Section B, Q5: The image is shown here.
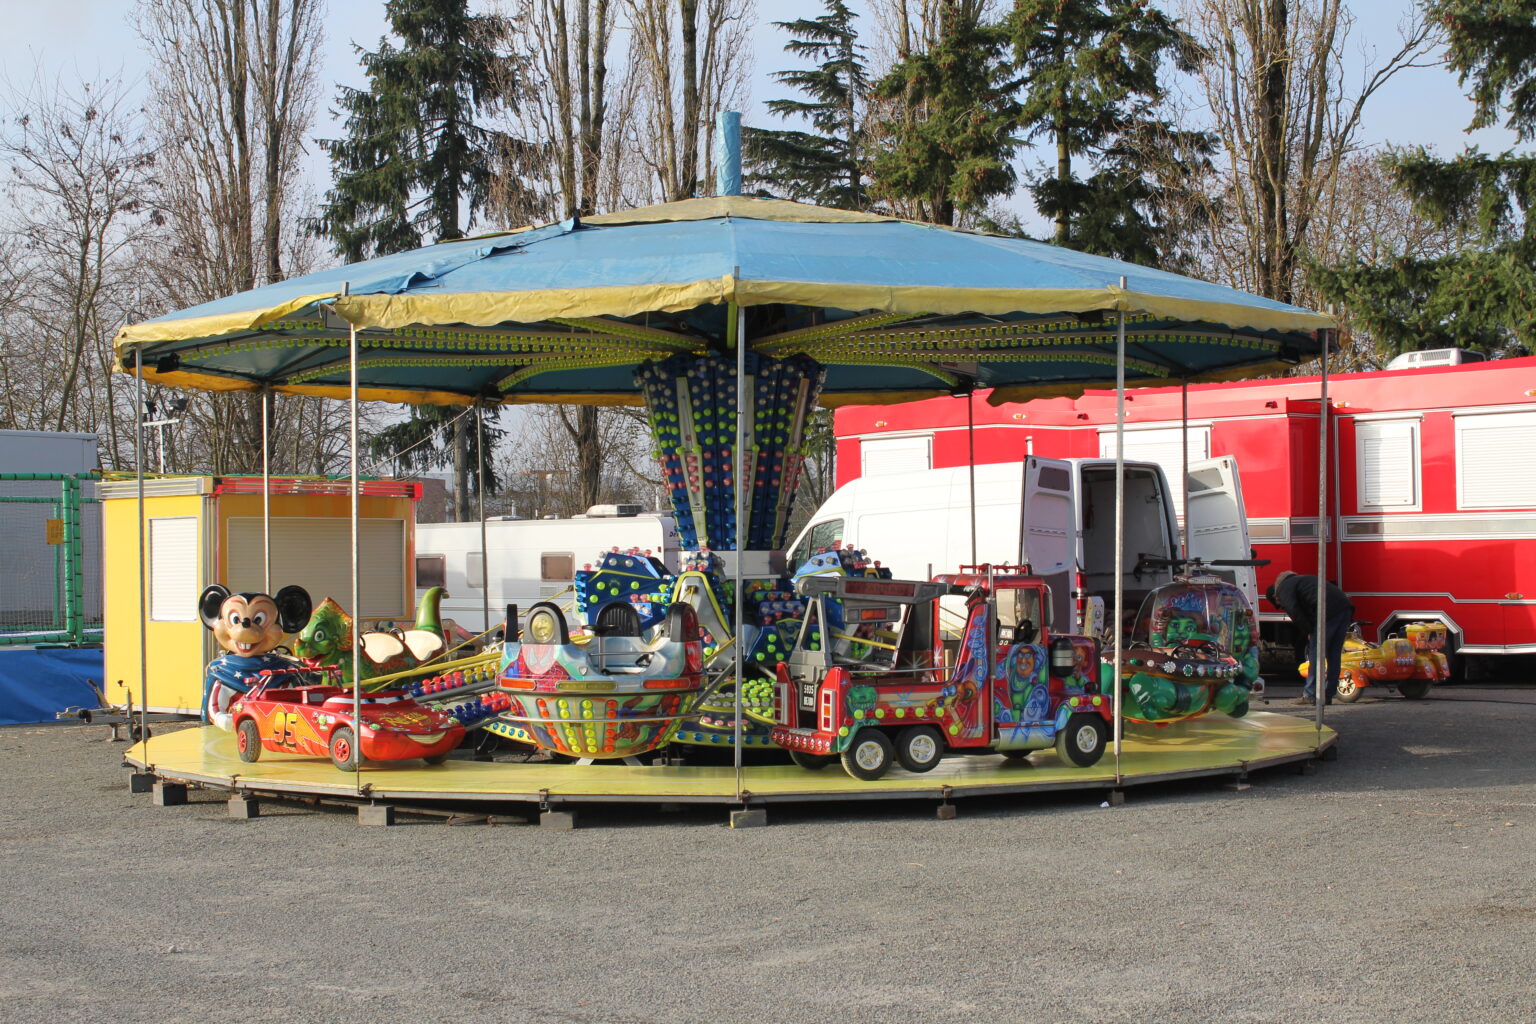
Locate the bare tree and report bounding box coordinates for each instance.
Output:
[498,0,630,220]
[134,0,326,474]
[0,74,155,467]
[622,0,755,203]
[1176,0,1438,304]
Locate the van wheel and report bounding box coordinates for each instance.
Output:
[788,751,833,770]
[895,726,943,773]
[840,730,893,781]
[1055,714,1108,768]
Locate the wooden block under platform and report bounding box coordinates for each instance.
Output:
[358,804,395,827]
[128,772,155,794]
[937,803,958,820]
[151,782,187,806]
[540,809,577,830]
[227,796,260,819]
[729,808,767,829]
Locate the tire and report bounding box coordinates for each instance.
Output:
[840,729,894,781]
[423,751,452,766]
[1055,713,1108,768]
[788,750,834,770]
[1335,675,1363,703]
[1397,679,1433,700]
[235,719,262,763]
[895,726,943,774]
[329,726,361,771]
[1229,700,1251,719]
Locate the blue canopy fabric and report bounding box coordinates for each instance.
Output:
[115,197,1332,406]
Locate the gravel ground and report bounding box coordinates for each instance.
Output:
[2,684,1534,1024]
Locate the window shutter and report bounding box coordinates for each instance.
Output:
[226,518,407,618]
[1459,411,1536,508]
[1356,420,1417,508]
[149,517,199,622]
[861,435,932,477]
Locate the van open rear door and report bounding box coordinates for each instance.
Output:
[1185,456,1258,609]
[1020,457,1076,630]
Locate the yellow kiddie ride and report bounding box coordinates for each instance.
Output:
[1302,622,1449,702]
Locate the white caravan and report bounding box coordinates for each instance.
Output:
[414,510,679,634]
[786,456,1253,635]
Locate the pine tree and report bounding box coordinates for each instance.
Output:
[744,1,870,209]
[1313,2,1536,356]
[314,0,524,261]
[1007,0,1207,263]
[315,0,529,518]
[869,1,1021,226]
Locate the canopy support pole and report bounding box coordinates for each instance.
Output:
[1314,330,1331,732]
[477,404,490,634]
[1180,380,1189,560]
[967,389,977,565]
[136,344,148,749]
[1113,284,1127,780]
[730,288,746,794]
[345,285,362,790]
[261,385,272,594]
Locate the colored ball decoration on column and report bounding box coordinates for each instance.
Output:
[635,351,825,552]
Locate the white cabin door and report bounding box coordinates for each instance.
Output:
[1185,456,1257,609]
[1021,457,1075,630]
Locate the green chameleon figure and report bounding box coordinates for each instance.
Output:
[293,587,447,687]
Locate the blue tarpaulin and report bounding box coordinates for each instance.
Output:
[0,648,104,726]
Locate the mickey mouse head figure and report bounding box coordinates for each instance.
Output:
[199,584,312,730]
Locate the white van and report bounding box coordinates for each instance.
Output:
[415,511,679,634]
[786,456,1253,634]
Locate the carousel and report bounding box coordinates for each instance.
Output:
[114,121,1338,825]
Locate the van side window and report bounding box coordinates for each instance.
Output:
[541,552,575,581]
[416,555,446,590]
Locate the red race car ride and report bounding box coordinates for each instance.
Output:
[230,669,465,771]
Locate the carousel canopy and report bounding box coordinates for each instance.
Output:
[115,197,1333,407]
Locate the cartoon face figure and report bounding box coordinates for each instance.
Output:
[1161,614,1205,645]
[199,584,312,658]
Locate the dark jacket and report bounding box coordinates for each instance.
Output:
[1271,574,1353,636]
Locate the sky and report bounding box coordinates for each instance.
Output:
[4,0,1519,187]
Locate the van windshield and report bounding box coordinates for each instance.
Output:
[790,518,844,568]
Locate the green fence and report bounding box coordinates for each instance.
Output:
[0,474,102,646]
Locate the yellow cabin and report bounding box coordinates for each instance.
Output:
[100,476,420,714]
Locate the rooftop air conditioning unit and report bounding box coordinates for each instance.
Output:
[585,503,643,517]
[1386,347,1486,371]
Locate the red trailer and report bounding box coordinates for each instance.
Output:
[835,355,1536,672]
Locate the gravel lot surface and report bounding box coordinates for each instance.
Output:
[2,684,1534,1024]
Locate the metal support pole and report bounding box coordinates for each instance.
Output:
[477,404,490,633]
[1180,380,1190,559]
[1314,331,1331,730]
[967,389,978,565]
[346,286,363,784]
[261,385,272,594]
[731,287,747,790]
[136,345,148,749]
[1113,286,1127,776]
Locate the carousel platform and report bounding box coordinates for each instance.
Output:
[124,711,1336,822]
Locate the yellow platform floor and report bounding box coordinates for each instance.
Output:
[126,712,1335,808]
